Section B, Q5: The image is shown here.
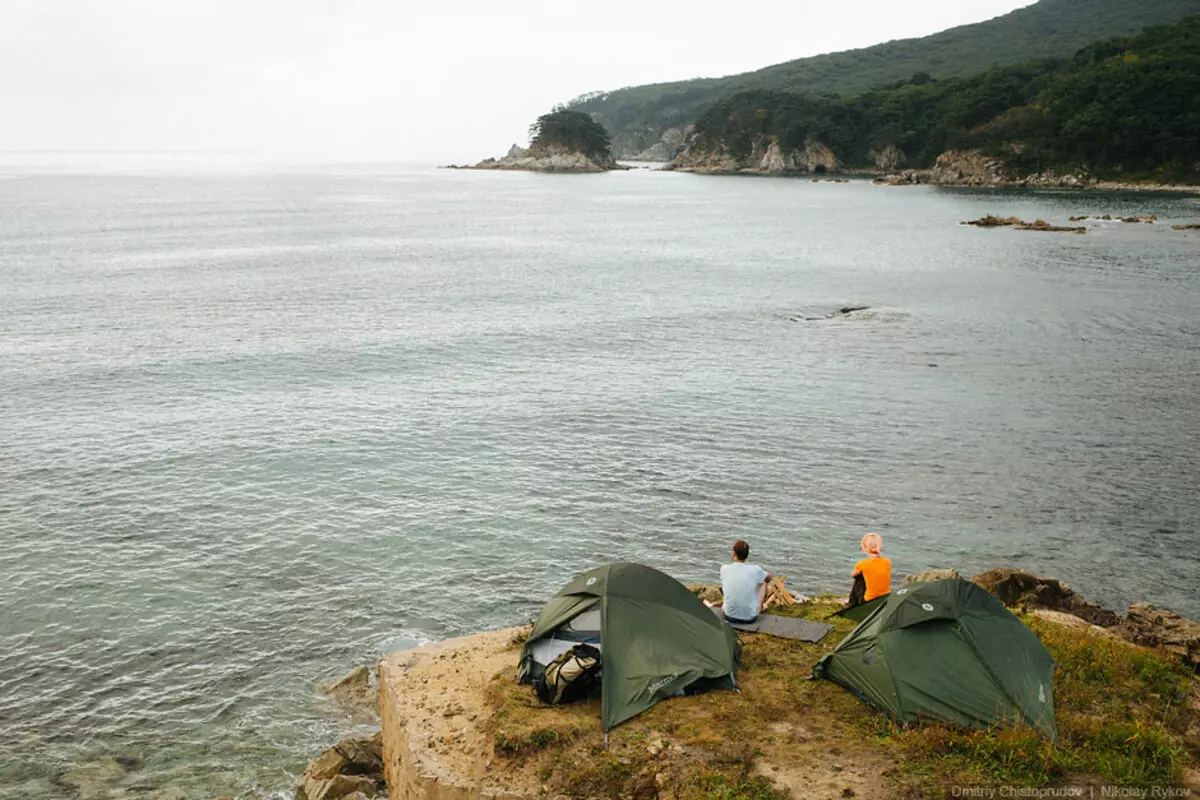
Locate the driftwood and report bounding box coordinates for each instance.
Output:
[689,576,806,610]
[763,576,803,609]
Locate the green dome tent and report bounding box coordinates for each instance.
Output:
[813,578,1057,739]
[518,562,739,730]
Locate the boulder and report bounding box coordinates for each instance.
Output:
[296,732,383,800]
[297,774,377,800]
[319,665,377,715]
[903,569,961,584]
[1116,604,1200,673]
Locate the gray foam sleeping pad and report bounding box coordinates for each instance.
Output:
[709,608,832,642]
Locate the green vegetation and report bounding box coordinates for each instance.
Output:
[529,108,613,161]
[483,600,1198,798]
[568,0,1200,156]
[692,773,788,800]
[686,16,1200,180]
[884,615,1197,791]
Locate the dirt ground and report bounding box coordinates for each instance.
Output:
[381,599,1200,800]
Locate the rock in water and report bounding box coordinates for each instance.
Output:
[297,774,377,800]
[1118,604,1200,673]
[319,665,377,714]
[903,569,961,584]
[58,758,128,800]
[297,731,383,800]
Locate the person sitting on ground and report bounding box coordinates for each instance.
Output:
[850,532,892,605]
[708,539,772,625]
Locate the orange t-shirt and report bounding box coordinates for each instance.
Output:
[853,557,892,601]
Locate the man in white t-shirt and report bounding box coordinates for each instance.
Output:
[716,539,772,624]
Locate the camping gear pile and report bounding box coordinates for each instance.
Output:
[813,578,1058,739]
[518,562,740,730]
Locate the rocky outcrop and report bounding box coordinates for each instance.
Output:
[796,139,839,173]
[379,629,537,800]
[929,149,1096,189]
[464,145,626,173]
[970,569,1200,671]
[687,583,723,604]
[669,135,841,175]
[1068,214,1157,223]
[873,170,925,185]
[1117,605,1200,673]
[971,569,1119,626]
[903,569,961,584]
[631,126,691,162]
[320,665,378,716]
[962,216,1086,233]
[297,731,385,800]
[868,143,905,171]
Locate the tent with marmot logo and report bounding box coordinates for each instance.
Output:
[813,578,1058,739]
[518,562,739,729]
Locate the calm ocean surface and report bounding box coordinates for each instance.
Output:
[1,162,1198,798]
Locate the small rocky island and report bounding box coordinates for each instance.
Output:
[458,109,627,173]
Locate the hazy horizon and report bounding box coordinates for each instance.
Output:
[3,1,1035,163]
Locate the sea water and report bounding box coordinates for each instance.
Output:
[1,162,1198,798]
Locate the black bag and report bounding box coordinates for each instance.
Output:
[534,644,601,705]
[847,573,867,608]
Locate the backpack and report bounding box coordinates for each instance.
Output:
[848,573,867,608]
[534,644,602,705]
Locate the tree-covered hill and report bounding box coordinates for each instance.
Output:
[528,109,612,161]
[569,0,1200,157]
[680,16,1200,181]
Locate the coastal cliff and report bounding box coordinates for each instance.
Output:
[298,569,1200,800]
[659,17,1200,186]
[566,0,1200,160]
[668,134,840,175]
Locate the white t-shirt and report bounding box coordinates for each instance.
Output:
[720,562,769,621]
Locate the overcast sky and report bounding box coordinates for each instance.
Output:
[1,0,1034,163]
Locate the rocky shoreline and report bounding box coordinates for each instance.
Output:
[447,144,629,174]
[293,567,1199,800]
[872,150,1200,192]
[654,135,1200,192]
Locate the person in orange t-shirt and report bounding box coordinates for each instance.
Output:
[852,532,892,602]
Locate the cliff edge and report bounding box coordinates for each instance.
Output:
[371,582,1200,800]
